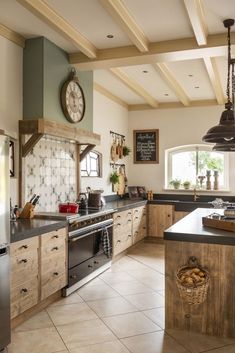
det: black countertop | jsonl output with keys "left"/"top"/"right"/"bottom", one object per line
{"left": 164, "top": 208, "right": 235, "bottom": 246}
{"left": 105, "top": 199, "right": 147, "bottom": 212}
{"left": 10, "top": 218, "right": 66, "bottom": 243}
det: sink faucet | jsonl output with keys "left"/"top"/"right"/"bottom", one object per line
{"left": 193, "top": 188, "right": 199, "bottom": 202}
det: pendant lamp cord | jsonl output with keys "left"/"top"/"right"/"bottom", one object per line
{"left": 232, "top": 62, "right": 235, "bottom": 110}
{"left": 227, "top": 25, "right": 232, "bottom": 104}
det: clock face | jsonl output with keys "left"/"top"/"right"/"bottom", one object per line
{"left": 61, "top": 80, "right": 85, "bottom": 123}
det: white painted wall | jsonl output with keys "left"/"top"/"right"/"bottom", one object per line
{"left": 128, "top": 106, "right": 235, "bottom": 195}
{"left": 80, "top": 90, "right": 129, "bottom": 195}
{"left": 0, "top": 36, "right": 23, "bottom": 205}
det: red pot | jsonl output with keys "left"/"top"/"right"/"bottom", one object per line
{"left": 58, "top": 203, "right": 79, "bottom": 213}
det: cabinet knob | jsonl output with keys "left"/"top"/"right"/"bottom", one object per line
{"left": 53, "top": 272, "right": 59, "bottom": 276}
{"left": 167, "top": 214, "right": 171, "bottom": 217}
{"left": 94, "top": 260, "right": 99, "bottom": 264}
{"left": 51, "top": 246, "right": 58, "bottom": 251}
{"left": 135, "top": 216, "right": 139, "bottom": 219}
{"left": 52, "top": 235, "right": 59, "bottom": 239}
{"left": 128, "top": 212, "right": 132, "bottom": 215}
{"left": 117, "top": 215, "right": 121, "bottom": 218}
{"left": 128, "top": 219, "right": 132, "bottom": 222}
{"left": 128, "top": 234, "right": 132, "bottom": 237}
{"left": 88, "top": 264, "right": 93, "bottom": 268}
{"left": 20, "top": 259, "right": 28, "bottom": 263}
{"left": 21, "top": 288, "right": 28, "bottom": 293}
{"left": 117, "top": 240, "right": 121, "bottom": 243}
{"left": 21, "top": 245, "right": 28, "bottom": 249}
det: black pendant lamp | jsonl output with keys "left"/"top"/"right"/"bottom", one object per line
{"left": 202, "top": 19, "right": 235, "bottom": 151}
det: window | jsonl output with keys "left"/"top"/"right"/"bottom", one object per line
{"left": 81, "top": 150, "right": 102, "bottom": 177}
{"left": 165, "top": 145, "right": 229, "bottom": 190}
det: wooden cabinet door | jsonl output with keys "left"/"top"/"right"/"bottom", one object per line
{"left": 174, "top": 211, "right": 189, "bottom": 224}
{"left": 148, "top": 204, "right": 173, "bottom": 237}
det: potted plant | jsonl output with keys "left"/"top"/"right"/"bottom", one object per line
{"left": 123, "top": 146, "right": 131, "bottom": 157}
{"left": 109, "top": 171, "right": 119, "bottom": 184}
{"left": 170, "top": 179, "right": 181, "bottom": 189}
{"left": 183, "top": 181, "right": 191, "bottom": 190}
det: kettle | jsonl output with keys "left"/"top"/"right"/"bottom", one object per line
{"left": 77, "top": 193, "right": 88, "bottom": 209}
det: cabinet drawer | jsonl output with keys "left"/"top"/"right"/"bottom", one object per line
{"left": 11, "top": 276, "right": 38, "bottom": 319}
{"left": 41, "top": 266, "right": 67, "bottom": 300}
{"left": 41, "top": 241, "right": 66, "bottom": 258}
{"left": 113, "top": 234, "right": 132, "bottom": 256}
{"left": 11, "top": 237, "right": 39, "bottom": 256}
{"left": 114, "top": 210, "right": 132, "bottom": 224}
{"left": 40, "top": 228, "right": 66, "bottom": 248}
{"left": 11, "top": 249, "right": 39, "bottom": 287}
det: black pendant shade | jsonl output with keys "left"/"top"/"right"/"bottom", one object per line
{"left": 202, "top": 18, "right": 235, "bottom": 151}
{"left": 202, "top": 103, "right": 235, "bottom": 143}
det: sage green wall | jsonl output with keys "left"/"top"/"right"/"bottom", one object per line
{"left": 23, "top": 37, "right": 93, "bottom": 131}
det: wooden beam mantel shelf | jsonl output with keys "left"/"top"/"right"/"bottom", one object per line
{"left": 19, "top": 119, "right": 101, "bottom": 157}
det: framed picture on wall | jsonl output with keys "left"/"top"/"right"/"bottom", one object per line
{"left": 133, "top": 129, "right": 159, "bottom": 164}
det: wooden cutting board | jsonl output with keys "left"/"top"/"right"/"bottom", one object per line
{"left": 117, "top": 168, "right": 125, "bottom": 196}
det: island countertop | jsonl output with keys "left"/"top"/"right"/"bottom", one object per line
{"left": 164, "top": 207, "right": 235, "bottom": 246}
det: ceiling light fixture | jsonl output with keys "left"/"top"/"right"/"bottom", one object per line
{"left": 202, "top": 19, "right": 235, "bottom": 151}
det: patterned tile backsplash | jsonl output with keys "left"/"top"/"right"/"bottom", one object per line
{"left": 25, "top": 136, "right": 77, "bottom": 212}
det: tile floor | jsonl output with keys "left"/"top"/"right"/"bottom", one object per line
{"left": 7, "top": 242, "right": 235, "bottom": 353}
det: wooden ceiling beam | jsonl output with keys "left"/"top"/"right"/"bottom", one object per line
{"left": 203, "top": 57, "right": 225, "bottom": 105}
{"left": 70, "top": 33, "right": 235, "bottom": 70}
{"left": 128, "top": 99, "right": 219, "bottom": 111}
{"left": 94, "top": 82, "right": 129, "bottom": 109}
{"left": 99, "top": 0, "right": 149, "bottom": 52}
{"left": 0, "top": 23, "right": 25, "bottom": 47}
{"left": 17, "top": 0, "right": 97, "bottom": 58}
{"left": 110, "top": 68, "right": 158, "bottom": 108}
{"left": 184, "top": 0, "right": 208, "bottom": 46}
{"left": 155, "top": 63, "right": 190, "bottom": 106}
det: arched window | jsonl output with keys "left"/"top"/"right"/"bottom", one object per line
{"left": 81, "top": 150, "right": 102, "bottom": 177}
{"left": 165, "top": 144, "right": 229, "bottom": 190}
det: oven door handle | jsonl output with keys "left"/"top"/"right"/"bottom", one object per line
{"left": 69, "top": 223, "right": 113, "bottom": 242}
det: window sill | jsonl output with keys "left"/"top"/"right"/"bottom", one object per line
{"left": 163, "top": 188, "right": 231, "bottom": 193}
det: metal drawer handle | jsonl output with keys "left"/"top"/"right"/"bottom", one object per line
{"left": 52, "top": 235, "right": 59, "bottom": 239}
{"left": 117, "top": 215, "right": 121, "bottom": 218}
{"left": 94, "top": 260, "right": 99, "bottom": 264}
{"left": 135, "top": 216, "right": 139, "bottom": 219}
{"left": 51, "top": 246, "right": 58, "bottom": 251}
{"left": 21, "top": 288, "right": 28, "bottom": 293}
{"left": 20, "top": 259, "right": 28, "bottom": 263}
{"left": 70, "top": 275, "right": 77, "bottom": 279}
{"left": 128, "top": 234, "right": 132, "bottom": 237}
{"left": 117, "top": 240, "right": 121, "bottom": 243}
{"left": 21, "top": 245, "right": 28, "bottom": 249}
{"left": 128, "top": 219, "right": 132, "bottom": 222}
{"left": 128, "top": 212, "right": 132, "bottom": 215}
{"left": 53, "top": 272, "right": 59, "bottom": 276}
{"left": 88, "top": 265, "right": 93, "bottom": 268}
{"left": 117, "top": 223, "right": 121, "bottom": 226}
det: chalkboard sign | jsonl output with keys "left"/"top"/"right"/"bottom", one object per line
{"left": 133, "top": 129, "right": 159, "bottom": 164}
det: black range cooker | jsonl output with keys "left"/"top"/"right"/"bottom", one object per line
{"left": 64, "top": 208, "right": 114, "bottom": 296}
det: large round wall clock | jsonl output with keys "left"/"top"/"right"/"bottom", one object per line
{"left": 61, "top": 69, "right": 86, "bottom": 123}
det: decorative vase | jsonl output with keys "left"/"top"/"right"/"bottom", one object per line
{"left": 206, "top": 170, "right": 211, "bottom": 190}
{"left": 214, "top": 170, "right": 219, "bottom": 190}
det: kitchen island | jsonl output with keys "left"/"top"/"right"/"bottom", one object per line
{"left": 164, "top": 208, "right": 235, "bottom": 338}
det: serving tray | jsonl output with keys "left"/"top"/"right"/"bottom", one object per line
{"left": 202, "top": 215, "right": 235, "bottom": 232}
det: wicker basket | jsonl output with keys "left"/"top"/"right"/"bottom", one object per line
{"left": 176, "top": 256, "right": 210, "bottom": 305}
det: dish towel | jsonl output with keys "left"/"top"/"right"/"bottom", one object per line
{"left": 101, "top": 227, "right": 112, "bottom": 258}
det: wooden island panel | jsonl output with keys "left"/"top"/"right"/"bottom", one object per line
{"left": 165, "top": 239, "right": 235, "bottom": 338}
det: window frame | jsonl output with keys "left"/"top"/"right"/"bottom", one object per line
{"left": 80, "top": 150, "right": 102, "bottom": 178}
{"left": 165, "top": 144, "right": 229, "bottom": 191}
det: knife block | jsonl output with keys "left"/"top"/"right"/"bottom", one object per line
{"left": 19, "top": 202, "right": 35, "bottom": 219}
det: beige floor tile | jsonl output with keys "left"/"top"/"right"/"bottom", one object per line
{"left": 100, "top": 270, "right": 135, "bottom": 284}
{"left": 124, "top": 292, "right": 165, "bottom": 310}
{"left": 69, "top": 340, "right": 130, "bottom": 353}
{"left": 14, "top": 310, "right": 53, "bottom": 332}
{"left": 78, "top": 282, "right": 120, "bottom": 301}
{"left": 204, "top": 344, "right": 235, "bottom": 352}
{"left": 102, "top": 312, "right": 161, "bottom": 338}
{"left": 110, "top": 280, "right": 152, "bottom": 295}
{"left": 143, "top": 307, "right": 165, "bottom": 329}
{"left": 8, "top": 327, "right": 66, "bottom": 353}
{"left": 166, "top": 329, "right": 235, "bottom": 353}
{"left": 82, "top": 277, "right": 105, "bottom": 287}
{"left": 121, "top": 331, "right": 189, "bottom": 353}
{"left": 87, "top": 296, "right": 138, "bottom": 317}
{"left": 56, "top": 318, "right": 116, "bottom": 350}
{"left": 47, "top": 302, "right": 98, "bottom": 325}
{"left": 50, "top": 292, "right": 84, "bottom": 306}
